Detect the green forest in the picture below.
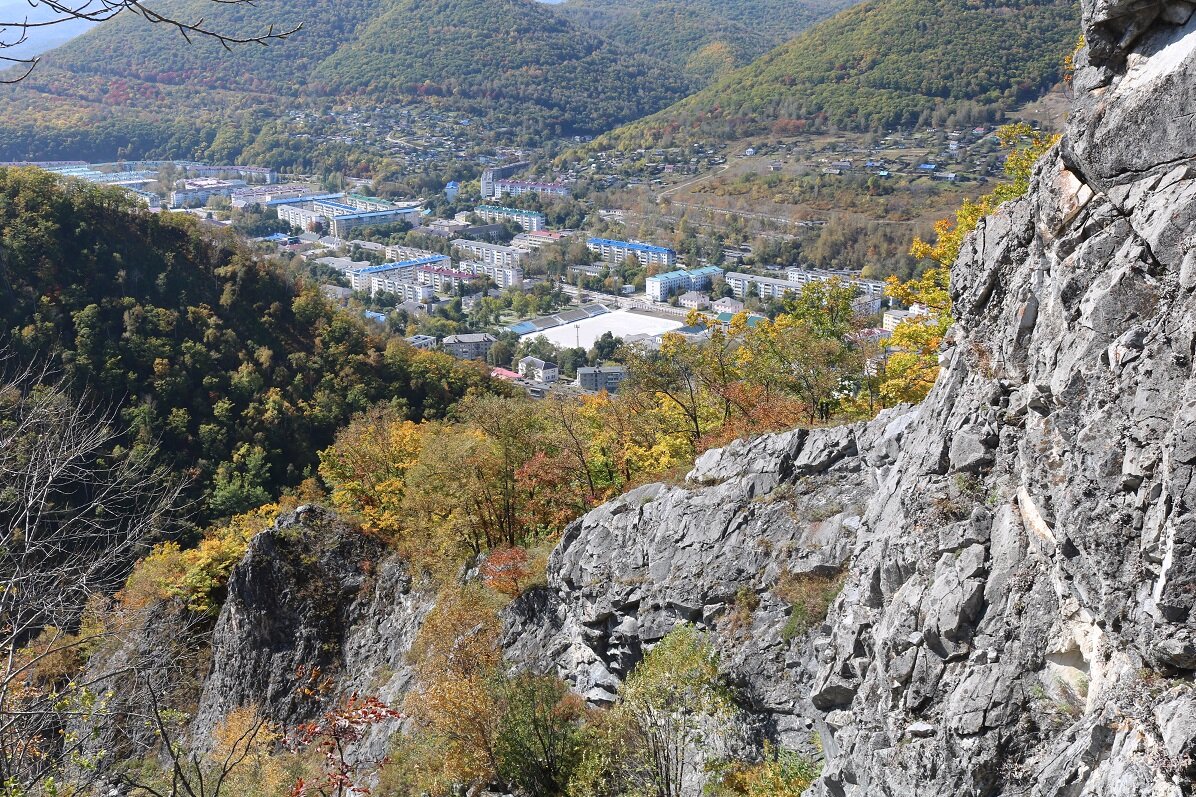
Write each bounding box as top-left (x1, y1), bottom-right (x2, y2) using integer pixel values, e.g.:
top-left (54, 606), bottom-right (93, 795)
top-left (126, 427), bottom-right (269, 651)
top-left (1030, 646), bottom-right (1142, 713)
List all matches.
top-left (552, 0), bottom-right (860, 81)
top-left (598, 0), bottom-right (1079, 147)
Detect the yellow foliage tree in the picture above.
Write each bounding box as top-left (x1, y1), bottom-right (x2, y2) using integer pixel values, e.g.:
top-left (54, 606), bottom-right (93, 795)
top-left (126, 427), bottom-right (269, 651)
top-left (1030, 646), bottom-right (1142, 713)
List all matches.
top-left (318, 405), bottom-right (431, 538)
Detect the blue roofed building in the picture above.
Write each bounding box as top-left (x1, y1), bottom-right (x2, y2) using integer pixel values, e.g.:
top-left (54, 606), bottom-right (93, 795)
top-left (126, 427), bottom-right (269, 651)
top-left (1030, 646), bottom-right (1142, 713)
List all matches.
top-left (587, 237), bottom-right (678, 269)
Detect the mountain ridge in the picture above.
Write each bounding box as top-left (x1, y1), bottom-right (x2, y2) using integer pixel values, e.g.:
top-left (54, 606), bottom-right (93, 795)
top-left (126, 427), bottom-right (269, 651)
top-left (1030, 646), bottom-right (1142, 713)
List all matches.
top-left (594, 0), bottom-right (1080, 147)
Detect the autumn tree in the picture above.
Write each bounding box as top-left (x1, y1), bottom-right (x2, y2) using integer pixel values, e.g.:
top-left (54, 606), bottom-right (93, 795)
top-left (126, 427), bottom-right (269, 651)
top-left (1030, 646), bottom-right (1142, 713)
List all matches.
top-left (616, 626), bottom-right (731, 797)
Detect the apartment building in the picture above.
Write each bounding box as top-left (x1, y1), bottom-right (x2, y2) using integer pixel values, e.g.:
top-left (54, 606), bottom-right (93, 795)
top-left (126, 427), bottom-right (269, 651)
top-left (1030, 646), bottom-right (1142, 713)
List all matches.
top-left (587, 238), bottom-right (677, 269)
top-left (451, 239), bottom-right (526, 269)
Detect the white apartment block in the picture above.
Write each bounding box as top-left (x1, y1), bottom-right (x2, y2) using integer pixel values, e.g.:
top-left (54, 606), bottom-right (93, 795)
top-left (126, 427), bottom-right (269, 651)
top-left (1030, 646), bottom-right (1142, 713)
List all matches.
top-left (385, 245), bottom-right (450, 266)
top-left (347, 256), bottom-right (447, 293)
top-left (369, 277), bottom-right (435, 303)
top-left (645, 266), bottom-right (723, 302)
top-left (786, 268), bottom-right (886, 298)
top-left (169, 178), bottom-right (247, 208)
top-left (451, 239), bottom-right (526, 268)
top-left (272, 193), bottom-right (423, 237)
top-left (493, 179), bottom-right (570, 199)
top-left (460, 260), bottom-right (525, 290)
top-left (468, 205), bottom-right (547, 232)
top-left (230, 183), bottom-right (313, 209)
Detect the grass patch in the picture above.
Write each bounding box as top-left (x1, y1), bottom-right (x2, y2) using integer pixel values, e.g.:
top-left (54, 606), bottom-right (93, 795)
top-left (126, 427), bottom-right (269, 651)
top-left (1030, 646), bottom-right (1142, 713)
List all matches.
top-left (775, 569), bottom-right (846, 642)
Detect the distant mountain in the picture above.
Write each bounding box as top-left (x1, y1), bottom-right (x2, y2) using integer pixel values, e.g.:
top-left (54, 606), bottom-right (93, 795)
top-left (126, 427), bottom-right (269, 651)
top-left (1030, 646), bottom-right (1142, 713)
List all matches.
top-left (0, 0), bottom-right (693, 163)
top-left (597, 0), bottom-right (1079, 147)
top-left (0, 0), bottom-right (97, 59)
top-left (552, 0), bottom-right (862, 81)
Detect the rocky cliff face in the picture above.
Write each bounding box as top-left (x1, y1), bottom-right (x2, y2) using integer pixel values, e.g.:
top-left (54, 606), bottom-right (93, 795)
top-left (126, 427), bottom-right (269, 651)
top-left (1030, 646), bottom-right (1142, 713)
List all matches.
top-left (192, 507), bottom-right (426, 757)
top-left (504, 413), bottom-right (911, 759)
top-left (505, 0), bottom-right (1196, 793)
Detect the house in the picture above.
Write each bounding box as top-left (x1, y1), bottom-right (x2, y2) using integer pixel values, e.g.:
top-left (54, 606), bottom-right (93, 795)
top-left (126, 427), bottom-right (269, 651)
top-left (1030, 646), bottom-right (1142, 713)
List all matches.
top-left (518, 356), bottom-right (560, 384)
top-left (677, 291), bottom-right (710, 310)
top-left (442, 333), bottom-right (496, 360)
top-left (712, 297), bottom-right (744, 314)
top-left (577, 366), bottom-right (627, 393)
top-left (490, 367), bottom-right (521, 382)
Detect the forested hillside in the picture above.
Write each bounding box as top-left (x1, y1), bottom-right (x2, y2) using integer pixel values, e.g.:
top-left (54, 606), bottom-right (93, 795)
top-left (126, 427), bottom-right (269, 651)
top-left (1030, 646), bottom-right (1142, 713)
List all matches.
top-left (0, 0), bottom-right (692, 163)
top-left (599, 0), bottom-right (1079, 146)
top-left (0, 167), bottom-right (498, 520)
top-left (552, 0), bottom-right (861, 81)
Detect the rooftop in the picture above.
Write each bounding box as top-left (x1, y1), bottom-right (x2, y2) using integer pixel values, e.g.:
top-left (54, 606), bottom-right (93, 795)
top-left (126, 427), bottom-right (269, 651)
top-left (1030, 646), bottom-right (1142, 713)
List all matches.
top-left (349, 256), bottom-right (449, 275)
top-left (589, 237), bottom-right (676, 256)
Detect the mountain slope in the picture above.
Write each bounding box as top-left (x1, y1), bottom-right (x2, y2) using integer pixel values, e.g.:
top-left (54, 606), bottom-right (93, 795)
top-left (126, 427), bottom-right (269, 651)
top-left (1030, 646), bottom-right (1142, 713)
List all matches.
top-left (310, 0), bottom-right (693, 134)
top-left (598, 0), bottom-right (1079, 146)
top-left (0, 0), bottom-right (693, 163)
top-left (552, 0), bottom-right (862, 81)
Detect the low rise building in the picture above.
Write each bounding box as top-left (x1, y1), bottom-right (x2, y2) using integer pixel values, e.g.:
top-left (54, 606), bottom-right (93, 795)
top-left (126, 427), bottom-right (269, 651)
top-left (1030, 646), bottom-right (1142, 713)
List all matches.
top-left (883, 305), bottom-right (930, 331)
top-left (577, 365), bottom-right (627, 393)
top-left (405, 334), bottom-right (438, 350)
top-left (646, 265), bottom-right (723, 302)
top-left (678, 291), bottom-right (710, 310)
top-left (231, 183), bottom-right (314, 208)
top-left (170, 178), bottom-right (247, 208)
top-left (442, 333), bottom-right (496, 360)
top-left (518, 356), bottom-right (560, 384)
top-left (712, 297), bottom-right (745, 314)
top-left (512, 230), bottom-right (572, 252)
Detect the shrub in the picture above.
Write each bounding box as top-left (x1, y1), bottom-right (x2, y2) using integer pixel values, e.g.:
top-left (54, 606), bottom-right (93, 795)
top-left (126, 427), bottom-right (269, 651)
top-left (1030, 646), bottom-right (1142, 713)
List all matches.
top-left (776, 570), bottom-right (846, 642)
top-left (712, 743), bottom-right (821, 797)
top-left (119, 503), bottom-right (284, 614)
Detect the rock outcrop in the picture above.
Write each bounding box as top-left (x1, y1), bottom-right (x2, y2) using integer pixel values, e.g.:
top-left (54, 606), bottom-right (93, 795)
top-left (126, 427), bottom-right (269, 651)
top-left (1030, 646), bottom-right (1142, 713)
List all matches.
top-left (192, 506), bottom-right (427, 756)
top-left (504, 412), bottom-right (911, 755)
top-left (806, 1), bottom-right (1196, 792)
top-left (507, 1), bottom-right (1196, 794)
